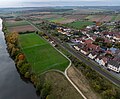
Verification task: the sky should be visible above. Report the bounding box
[0,0,120,7]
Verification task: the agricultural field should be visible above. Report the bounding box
[32,20,43,24]
[65,21,94,29]
[115,14,120,21]
[19,33,69,74]
[100,15,116,22]
[5,18,36,33]
[5,20,29,27]
[8,25,36,33]
[86,15,106,22]
[111,15,117,21]
[48,17,66,23]
[86,15,117,22]
[64,14,88,23]
[31,14,61,20]
[72,9,104,15]
[59,19,76,24]
[64,15,87,21]
[47,17,75,24]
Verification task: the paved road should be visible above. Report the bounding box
[27,20,120,86]
[49,35,120,87]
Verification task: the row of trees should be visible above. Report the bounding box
[69,55,120,99]
[5,32,51,99]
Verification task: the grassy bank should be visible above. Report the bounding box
[39,71,83,99]
[4,31,82,99]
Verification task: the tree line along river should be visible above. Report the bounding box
[0,18,39,99]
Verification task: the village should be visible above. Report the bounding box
[56,21,120,73]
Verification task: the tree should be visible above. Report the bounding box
[36,82,43,94]
[20,63,30,75]
[16,60,25,68]
[31,74,39,85]
[25,72,31,78]
[41,82,51,99]
[115,42,120,49]
[18,54,25,60]
[95,37,105,42]
[11,47,19,58]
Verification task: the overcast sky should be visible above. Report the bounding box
[0,0,120,7]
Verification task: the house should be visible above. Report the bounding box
[91,36,97,41]
[74,46,80,51]
[100,57,108,66]
[81,48,89,55]
[110,47,118,54]
[95,56,101,64]
[107,60,120,73]
[95,56,108,66]
[88,52,97,59]
[87,44,100,51]
[113,35,120,41]
[84,39,93,45]
[106,34,112,39]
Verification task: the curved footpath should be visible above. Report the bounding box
[52,44,87,99]
[27,21,87,99]
[64,54,87,99]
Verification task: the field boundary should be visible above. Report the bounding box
[49,42,87,99]
[26,20,87,99]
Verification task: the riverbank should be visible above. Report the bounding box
[0,18,39,99]
[3,18,83,99]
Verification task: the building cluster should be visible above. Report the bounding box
[57,22,120,73]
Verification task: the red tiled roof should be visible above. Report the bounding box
[104,38,111,43]
[102,57,108,63]
[105,50,112,54]
[87,44,99,51]
[84,39,93,45]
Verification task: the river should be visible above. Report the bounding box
[0,18,39,99]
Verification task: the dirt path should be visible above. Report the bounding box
[67,66,101,99]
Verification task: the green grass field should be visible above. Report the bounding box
[65,21,94,29]
[115,14,120,21]
[5,20,29,27]
[50,18,66,23]
[19,33,69,74]
[46,17,66,23]
[85,15,93,20]
[111,15,117,21]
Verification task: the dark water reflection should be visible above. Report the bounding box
[0,19,39,99]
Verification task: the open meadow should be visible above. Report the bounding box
[115,14,120,21]
[5,20,29,27]
[86,15,117,22]
[65,21,94,29]
[19,33,69,74]
[5,19,36,33]
[41,71,83,99]
[48,17,66,23]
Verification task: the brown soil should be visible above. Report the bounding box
[8,25,36,32]
[67,66,101,99]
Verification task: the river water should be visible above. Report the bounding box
[0,18,39,99]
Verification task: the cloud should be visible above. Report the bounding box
[0,0,119,7]
[22,0,106,2]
